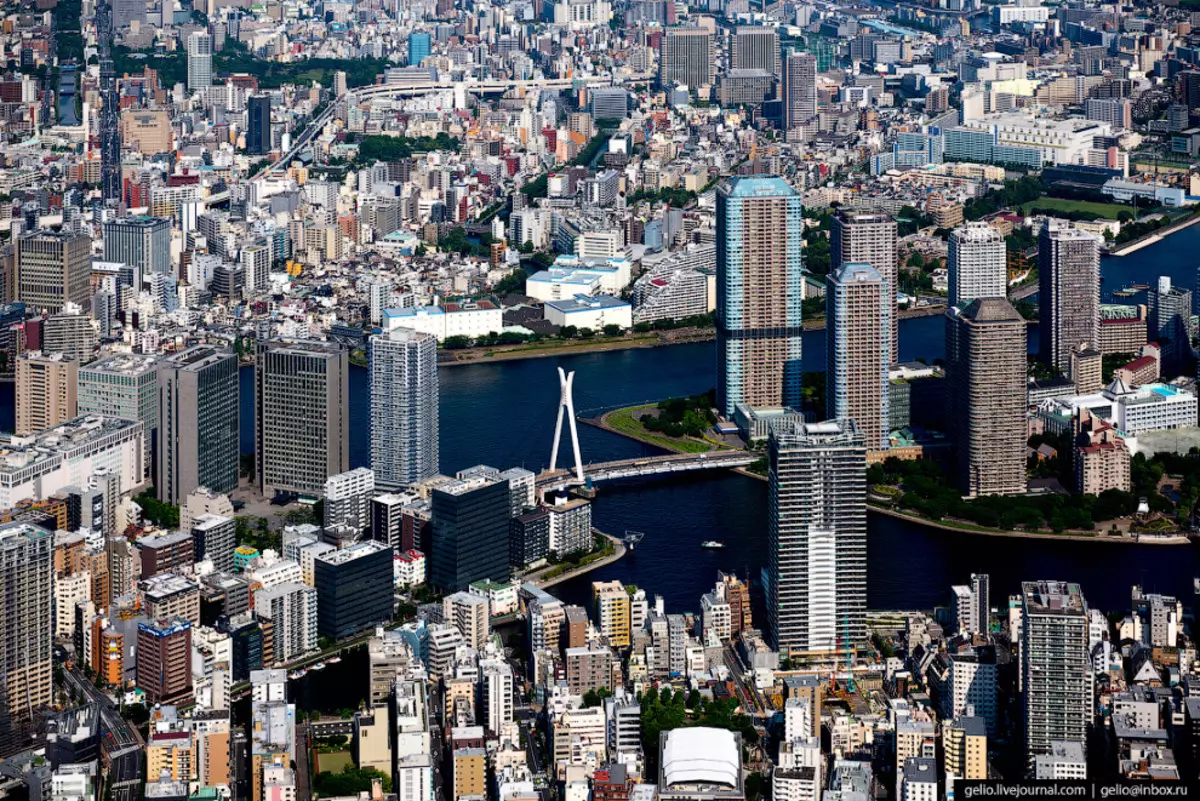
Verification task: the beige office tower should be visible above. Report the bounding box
[1039,224,1099,372]
[732,26,780,74]
[15,231,92,314]
[15,352,78,435]
[0,523,53,757]
[826,263,893,450]
[949,299,1027,498]
[783,52,817,130]
[658,28,714,94]
[255,339,349,498]
[831,210,899,364]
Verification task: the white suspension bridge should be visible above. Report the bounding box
[536,368,757,493]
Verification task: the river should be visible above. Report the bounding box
[0,237,1187,660]
[222,306,1187,621]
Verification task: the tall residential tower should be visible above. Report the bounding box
[716,175,804,418]
[369,329,439,491]
[1038,225,1100,372]
[783,53,817,130]
[831,210,899,363]
[826,263,892,450]
[767,419,866,661]
[0,523,53,756]
[948,299,1028,498]
[948,222,1006,307]
[1021,581,1091,770]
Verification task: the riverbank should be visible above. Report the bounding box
[439,329,714,366]
[586,405,736,454]
[438,305,951,366]
[529,533,627,589]
[587,400,1192,546]
[1105,212,1200,257]
[868,502,1191,544]
[801,304,947,332]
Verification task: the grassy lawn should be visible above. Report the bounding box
[312,751,353,774]
[1018,197,1130,219]
[606,405,712,454]
[540,540,617,580]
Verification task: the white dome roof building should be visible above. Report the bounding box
[658,728,745,801]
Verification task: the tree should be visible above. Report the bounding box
[560,326,579,339]
[494,267,528,295]
[135,490,180,528]
[443,335,473,350]
[578,327,595,339]
[602,324,623,337]
[314,766,392,797]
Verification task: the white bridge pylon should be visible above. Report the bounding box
[549,367,585,483]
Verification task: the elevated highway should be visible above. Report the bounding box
[253,73,653,182]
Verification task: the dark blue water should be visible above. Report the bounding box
[0,233,1182,620]
[1101,222,1200,304]
[226,307,1190,618]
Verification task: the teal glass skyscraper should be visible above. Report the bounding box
[715,175,804,418]
[408,32,432,66]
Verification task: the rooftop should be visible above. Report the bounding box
[545,294,632,313]
[80,353,161,377]
[137,530,192,549]
[1022,580,1086,615]
[720,175,798,199]
[140,572,196,600]
[660,728,741,790]
[315,540,390,566]
[163,346,234,371]
[0,416,143,476]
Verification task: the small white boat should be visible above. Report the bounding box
[700,541,725,549]
[311,662,326,671]
[288,669,306,680]
[326,656,342,664]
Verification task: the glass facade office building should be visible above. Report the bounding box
[313,541,394,640]
[430,472,512,591]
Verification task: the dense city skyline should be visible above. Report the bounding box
[3,0,1200,793]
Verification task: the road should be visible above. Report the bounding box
[1009,282,1038,301]
[254,73,654,183]
[722,644,768,717]
[294,723,311,801]
[60,662,143,801]
[518,706,552,801]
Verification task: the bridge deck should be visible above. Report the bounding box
[537,450,756,489]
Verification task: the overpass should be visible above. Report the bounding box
[252,73,653,182]
[537,450,758,493]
